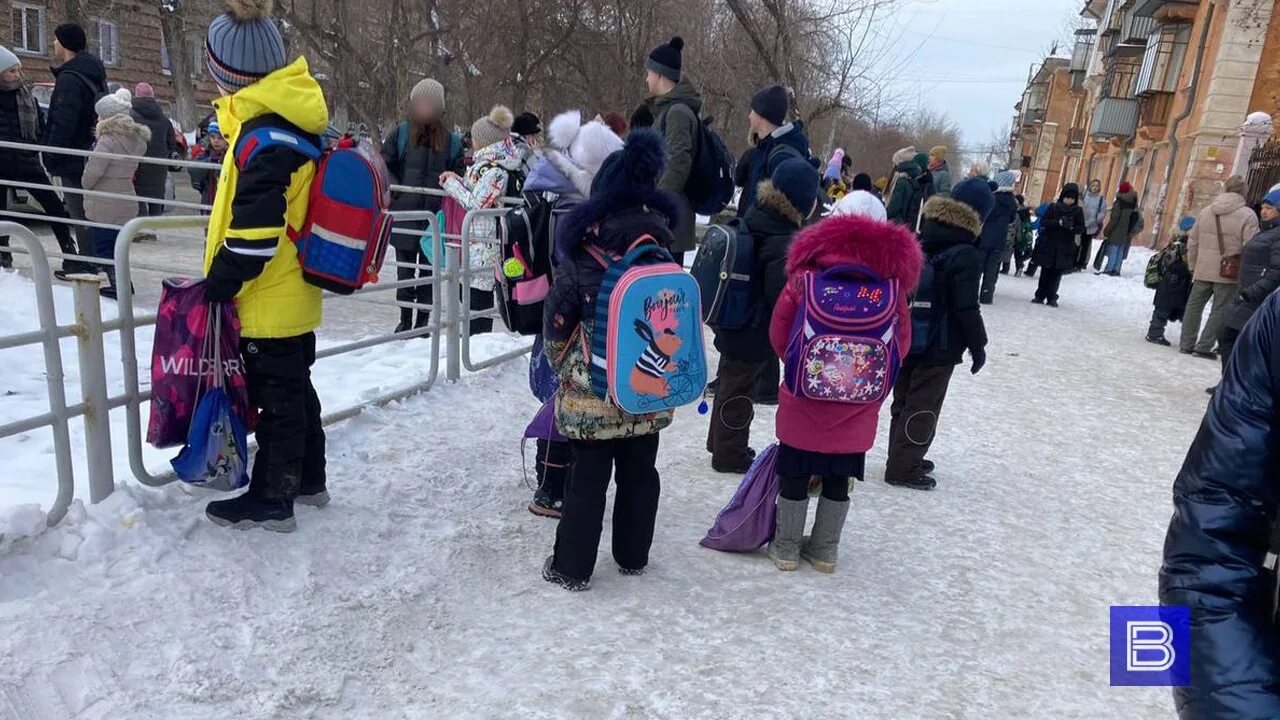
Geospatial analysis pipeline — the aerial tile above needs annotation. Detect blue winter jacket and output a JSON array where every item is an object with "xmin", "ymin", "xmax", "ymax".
[
  {"xmin": 978, "ymin": 191, "xmax": 1018, "ymax": 251},
  {"xmin": 1160, "ymin": 291, "xmax": 1280, "ymax": 720},
  {"xmin": 737, "ymin": 122, "xmax": 811, "ymax": 216}
]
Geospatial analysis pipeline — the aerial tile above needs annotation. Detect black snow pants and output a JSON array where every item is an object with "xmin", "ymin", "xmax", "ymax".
[
  {"xmin": 884, "ymin": 356, "xmax": 955, "ymax": 485},
  {"xmin": 242, "ymin": 332, "xmax": 326, "ymax": 502},
  {"xmin": 553, "ymin": 434, "xmax": 661, "ymax": 581},
  {"xmin": 706, "ymin": 355, "xmax": 767, "ymax": 469}
]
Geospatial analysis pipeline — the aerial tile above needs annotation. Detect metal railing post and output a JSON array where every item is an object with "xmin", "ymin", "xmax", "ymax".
[
  {"xmin": 445, "ymin": 213, "xmax": 463, "ymax": 382},
  {"xmin": 69, "ymin": 275, "xmax": 115, "ymax": 503}
]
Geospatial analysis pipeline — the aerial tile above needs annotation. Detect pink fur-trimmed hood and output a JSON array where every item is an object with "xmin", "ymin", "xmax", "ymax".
[{"xmin": 785, "ymin": 214, "xmax": 925, "ymax": 293}]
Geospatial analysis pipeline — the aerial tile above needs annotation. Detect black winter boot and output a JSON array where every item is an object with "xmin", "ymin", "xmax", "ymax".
[
  {"xmin": 394, "ymin": 308, "xmax": 413, "ymax": 334},
  {"xmin": 206, "ymin": 493, "xmax": 296, "ymax": 532}
]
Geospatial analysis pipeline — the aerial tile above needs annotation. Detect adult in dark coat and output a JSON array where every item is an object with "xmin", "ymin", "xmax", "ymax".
[
  {"xmin": 129, "ymin": 83, "xmax": 178, "ymax": 217},
  {"xmin": 977, "ymin": 170, "xmax": 1019, "ymax": 304},
  {"xmin": 884, "ymin": 179, "xmax": 992, "ymax": 491},
  {"xmin": 1159, "ymin": 289, "xmax": 1280, "ymax": 720},
  {"xmin": 885, "ymin": 146, "xmax": 922, "ymax": 229},
  {"xmin": 1219, "ymin": 190, "xmax": 1280, "ymax": 370},
  {"xmin": 646, "ymin": 36, "xmax": 699, "ymax": 261},
  {"xmin": 736, "ymin": 85, "xmax": 812, "ymax": 217},
  {"xmin": 379, "ymin": 78, "xmax": 464, "ymax": 333},
  {"xmin": 0, "ymin": 47, "xmax": 78, "ymax": 271},
  {"xmin": 707, "ymin": 161, "xmax": 817, "ymax": 474},
  {"xmin": 1100, "ymin": 182, "xmax": 1143, "ymax": 275},
  {"xmin": 42, "ymin": 24, "xmax": 108, "ymax": 277},
  {"xmin": 1031, "ymin": 183, "xmax": 1086, "ymax": 307}
]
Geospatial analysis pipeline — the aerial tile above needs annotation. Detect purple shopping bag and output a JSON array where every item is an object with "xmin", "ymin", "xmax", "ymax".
[
  {"xmin": 700, "ymin": 443, "xmax": 780, "ymax": 552},
  {"xmin": 147, "ymin": 278, "xmax": 255, "ymax": 448},
  {"xmin": 523, "ymin": 398, "xmax": 567, "ymax": 444}
]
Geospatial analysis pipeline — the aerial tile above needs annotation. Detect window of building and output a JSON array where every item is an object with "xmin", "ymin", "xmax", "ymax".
[
  {"xmin": 94, "ymin": 19, "xmax": 118, "ymax": 66},
  {"xmin": 11, "ymin": 3, "xmax": 45, "ymax": 55},
  {"xmin": 1137, "ymin": 24, "xmax": 1190, "ymax": 95},
  {"xmin": 1104, "ymin": 53, "xmax": 1141, "ymax": 99}
]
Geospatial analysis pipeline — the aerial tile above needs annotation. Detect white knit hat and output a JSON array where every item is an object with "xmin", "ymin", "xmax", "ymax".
[
  {"xmin": 547, "ymin": 110, "xmax": 623, "ymax": 177},
  {"xmin": 830, "ymin": 190, "xmax": 887, "ymax": 221},
  {"xmin": 94, "ymin": 88, "xmax": 133, "ymax": 120},
  {"xmin": 0, "ymin": 46, "xmax": 20, "ymax": 73}
]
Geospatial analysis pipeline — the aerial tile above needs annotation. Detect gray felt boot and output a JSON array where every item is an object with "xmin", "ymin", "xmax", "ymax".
[
  {"xmin": 768, "ymin": 496, "xmax": 808, "ymax": 571},
  {"xmin": 801, "ymin": 497, "xmax": 850, "ymax": 574}
]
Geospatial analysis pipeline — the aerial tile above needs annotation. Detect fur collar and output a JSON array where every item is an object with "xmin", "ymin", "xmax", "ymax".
[
  {"xmin": 786, "ymin": 214, "xmax": 925, "ymax": 293},
  {"xmin": 95, "ymin": 113, "xmax": 151, "ymax": 143},
  {"xmin": 922, "ymin": 195, "xmax": 982, "ymax": 237},
  {"xmin": 755, "ymin": 180, "xmax": 804, "ymax": 226}
]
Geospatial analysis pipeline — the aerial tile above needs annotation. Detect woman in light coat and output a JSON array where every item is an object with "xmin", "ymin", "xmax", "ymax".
[{"xmin": 83, "ymin": 88, "xmax": 150, "ymax": 299}]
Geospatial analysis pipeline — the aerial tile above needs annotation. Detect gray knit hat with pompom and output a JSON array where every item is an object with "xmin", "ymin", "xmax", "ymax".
[{"xmin": 206, "ymin": 0, "xmax": 287, "ymax": 92}]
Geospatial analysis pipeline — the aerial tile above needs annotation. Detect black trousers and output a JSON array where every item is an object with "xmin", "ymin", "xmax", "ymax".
[
  {"xmin": 1035, "ymin": 268, "xmax": 1065, "ymax": 302},
  {"xmin": 780, "ymin": 475, "xmax": 849, "ymax": 502},
  {"xmin": 553, "ymin": 434, "xmax": 661, "ymax": 580},
  {"xmin": 757, "ymin": 358, "xmax": 781, "ymax": 402},
  {"xmin": 885, "ymin": 357, "xmax": 955, "ymax": 484},
  {"xmin": 1092, "ymin": 241, "xmax": 1108, "ymax": 271},
  {"xmin": 56, "ymin": 174, "xmax": 94, "ymax": 266},
  {"xmin": 706, "ymin": 355, "xmax": 767, "ymax": 467},
  {"xmin": 469, "ymin": 287, "xmax": 494, "ymax": 335},
  {"xmin": 1219, "ymin": 327, "xmax": 1241, "ymax": 373},
  {"xmin": 535, "ymin": 438, "xmax": 571, "ymax": 502},
  {"xmin": 241, "ymin": 332, "xmax": 326, "ymax": 503},
  {"xmin": 979, "ymin": 247, "xmax": 1002, "ymax": 303},
  {"xmin": 0, "ymin": 168, "xmax": 78, "ymax": 266},
  {"xmin": 1076, "ymin": 232, "xmax": 1095, "ymax": 270},
  {"xmin": 394, "ymin": 245, "xmax": 434, "ymax": 324}
]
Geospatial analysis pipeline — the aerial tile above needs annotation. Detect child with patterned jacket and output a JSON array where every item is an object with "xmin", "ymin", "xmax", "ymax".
[
  {"xmin": 766, "ymin": 207, "xmax": 924, "ymax": 573},
  {"xmin": 440, "ymin": 104, "xmax": 521, "ymax": 335},
  {"xmin": 540, "ymin": 128, "xmax": 684, "ymax": 591}
]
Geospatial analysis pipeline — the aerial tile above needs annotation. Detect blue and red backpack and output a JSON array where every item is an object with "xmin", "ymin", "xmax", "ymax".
[
  {"xmin": 234, "ymin": 128, "xmax": 393, "ymax": 295},
  {"xmin": 782, "ymin": 265, "xmax": 902, "ymax": 404}
]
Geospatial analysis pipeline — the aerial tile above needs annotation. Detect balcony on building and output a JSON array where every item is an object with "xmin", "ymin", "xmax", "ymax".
[
  {"xmin": 1067, "ymin": 127, "xmax": 1088, "ymax": 149},
  {"xmin": 1132, "ymin": 0, "xmax": 1200, "ymax": 23},
  {"xmin": 1118, "ymin": 0, "xmax": 1160, "ymax": 46},
  {"xmin": 1135, "ymin": 22, "xmax": 1189, "ymax": 136},
  {"xmin": 1090, "ymin": 49, "xmax": 1143, "ymax": 140},
  {"xmin": 1069, "ymin": 28, "xmax": 1097, "ymax": 89}
]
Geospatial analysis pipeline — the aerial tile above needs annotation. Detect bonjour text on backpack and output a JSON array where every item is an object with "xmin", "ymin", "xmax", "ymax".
[
  {"xmin": 235, "ymin": 128, "xmax": 393, "ymax": 294},
  {"xmin": 584, "ymin": 236, "xmax": 708, "ymax": 414},
  {"xmin": 782, "ymin": 264, "xmax": 902, "ymax": 404}
]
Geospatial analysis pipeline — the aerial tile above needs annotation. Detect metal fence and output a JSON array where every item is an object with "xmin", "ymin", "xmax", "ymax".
[{"xmin": 0, "ymin": 140, "xmax": 533, "ymax": 528}]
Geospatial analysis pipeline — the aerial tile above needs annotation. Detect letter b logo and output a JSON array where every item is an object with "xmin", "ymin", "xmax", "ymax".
[{"xmin": 1110, "ymin": 606, "xmax": 1190, "ymax": 686}]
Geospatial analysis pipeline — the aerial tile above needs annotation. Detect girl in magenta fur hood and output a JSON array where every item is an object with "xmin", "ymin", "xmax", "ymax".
[{"xmin": 765, "ymin": 210, "xmax": 923, "ymax": 573}]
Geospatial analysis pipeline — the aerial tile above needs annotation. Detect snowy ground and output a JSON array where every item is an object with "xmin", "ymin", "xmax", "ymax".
[{"xmin": 0, "ymin": 249, "xmax": 1219, "ymax": 719}]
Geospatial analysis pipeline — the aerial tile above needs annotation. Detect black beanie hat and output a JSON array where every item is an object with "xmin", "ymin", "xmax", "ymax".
[
  {"xmin": 851, "ymin": 172, "xmax": 874, "ymax": 192},
  {"xmin": 646, "ymin": 37, "xmax": 684, "ymax": 83},
  {"xmin": 751, "ymin": 85, "xmax": 789, "ymax": 127},
  {"xmin": 55, "ymin": 23, "xmax": 87, "ymax": 53},
  {"xmin": 513, "ymin": 112, "xmax": 542, "ymax": 137}
]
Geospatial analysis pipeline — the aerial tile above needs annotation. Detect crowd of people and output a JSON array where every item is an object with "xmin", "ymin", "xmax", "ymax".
[{"xmin": 0, "ymin": 23, "xmax": 186, "ymax": 297}]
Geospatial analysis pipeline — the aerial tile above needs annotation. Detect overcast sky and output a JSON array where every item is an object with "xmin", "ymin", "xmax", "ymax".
[{"xmin": 878, "ymin": 0, "xmax": 1085, "ymax": 153}]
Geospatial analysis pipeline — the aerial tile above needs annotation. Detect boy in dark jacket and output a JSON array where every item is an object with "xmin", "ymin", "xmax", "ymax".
[
  {"xmin": 43, "ymin": 24, "xmax": 107, "ymax": 278},
  {"xmin": 1159, "ymin": 290, "xmax": 1280, "ymax": 719},
  {"xmin": 884, "ymin": 178, "xmax": 993, "ymax": 490},
  {"xmin": 736, "ymin": 85, "xmax": 811, "ymax": 217},
  {"xmin": 540, "ymin": 129, "xmax": 683, "ymax": 591},
  {"xmin": 1146, "ymin": 217, "xmax": 1195, "ymax": 346},
  {"xmin": 707, "ymin": 159, "xmax": 818, "ymax": 474},
  {"xmin": 130, "ymin": 83, "xmax": 179, "ymax": 217}
]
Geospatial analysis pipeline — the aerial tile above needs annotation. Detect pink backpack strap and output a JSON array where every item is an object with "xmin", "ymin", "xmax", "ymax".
[
  {"xmin": 627, "ymin": 234, "xmax": 658, "ymax": 252},
  {"xmin": 585, "ymin": 245, "xmax": 613, "ymax": 268}
]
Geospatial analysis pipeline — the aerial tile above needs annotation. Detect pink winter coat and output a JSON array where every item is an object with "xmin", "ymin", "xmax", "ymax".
[{"xmin": 769, "ymin": 214, "xmax": 924, "ymax": 455}]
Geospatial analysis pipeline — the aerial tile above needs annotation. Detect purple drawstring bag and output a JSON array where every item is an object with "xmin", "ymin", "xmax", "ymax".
[
  {"xmin": 147, "ymin": 278, "xmax": 255, "ymax": 448},
  {"xmin": 520, "ymin": 399, "xmax": 567, "ymax": 490},
  {"xmin": 700, "ymin": 443, "xmax": 781, "ymax": 552}
]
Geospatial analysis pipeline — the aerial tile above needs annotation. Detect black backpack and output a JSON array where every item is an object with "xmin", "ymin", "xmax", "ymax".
[
  {"xmin": 496, "ymin": 192, "xmax": 567, "ymax": 335},
  {"xmin": 909, "ymin": 246, "xmax": 965, "ymax": 356},
  {"xmin": 662, "ymin": 103, "xmax": 735, "ymax": 215}
]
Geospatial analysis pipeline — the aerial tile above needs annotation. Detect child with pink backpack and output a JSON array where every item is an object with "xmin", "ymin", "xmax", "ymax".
[{"xmin": 766, "ymin": 208, "xmax": 923, "ymax": 572}]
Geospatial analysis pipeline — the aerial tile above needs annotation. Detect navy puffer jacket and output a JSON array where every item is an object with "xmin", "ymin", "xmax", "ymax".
[{"xmin": 1160, "ymin": 291, "xmax": 1280, "ymax": 719}]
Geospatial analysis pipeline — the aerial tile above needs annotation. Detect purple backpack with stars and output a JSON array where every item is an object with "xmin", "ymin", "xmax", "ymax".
[{"xmin": 782, "ymin": 265, "xmax": 902, "ymax": 405}]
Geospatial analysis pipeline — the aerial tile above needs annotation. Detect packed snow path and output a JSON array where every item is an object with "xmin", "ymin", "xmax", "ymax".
[{"xmin": 1, "ymin": 255, "xmax": 1218, "ymax": 719}]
